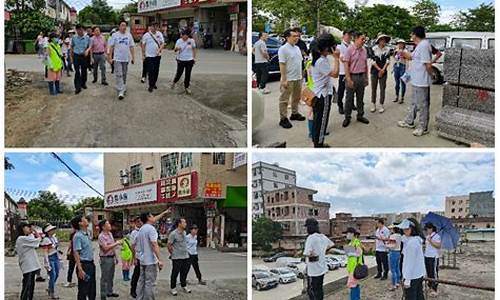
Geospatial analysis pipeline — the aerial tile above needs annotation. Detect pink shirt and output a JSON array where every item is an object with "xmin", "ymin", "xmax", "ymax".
[
  {"xmin": 90, "ymin": 35, "xmax": 107, "ymax": 53},
  {"xmin": 344, "ymin": 44, "xmax": 368, "ymax": 74},
  {"xmin": 98, "ymin": 231, "xmax": 115, "ymax": 257}
]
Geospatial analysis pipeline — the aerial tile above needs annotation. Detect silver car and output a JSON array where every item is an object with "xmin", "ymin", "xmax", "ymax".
[
  {"xmin": 252, "ymin": 271, "xmax": 279, "ymax": 291},
  {"xmin": 269, "ymin": 267, "xmax": 297, "ymax": 284}
]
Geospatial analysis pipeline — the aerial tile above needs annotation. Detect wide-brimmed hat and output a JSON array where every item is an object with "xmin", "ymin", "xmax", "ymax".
[
  {"xmin": 396, "ymin": 39, "xmax": 406, "ymax": 45},
  {"xmin": 396, "ymin": 219, "xmax": 414, "ymax": 230},
  {"xmin": 375, "ymin": 33, "xmax": 391, "ymax": 44},
  {"xmin": 43, "ymin": 224, "xmax": 57, "ymax": 233}
]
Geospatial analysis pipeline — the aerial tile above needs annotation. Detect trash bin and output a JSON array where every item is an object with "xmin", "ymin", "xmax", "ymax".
[{"xmin": 23, "ymin": 40, "xmax": 36, "ymax": 54}]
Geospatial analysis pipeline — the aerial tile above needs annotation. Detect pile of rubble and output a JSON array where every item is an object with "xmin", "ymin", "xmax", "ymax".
[
  {"xmin": 436, "ymin": 48, "xmax": 495, "ymax": 147},
  {"xmin": 6, "ymin": 69, "xmax": 32, "ymax": 92}
]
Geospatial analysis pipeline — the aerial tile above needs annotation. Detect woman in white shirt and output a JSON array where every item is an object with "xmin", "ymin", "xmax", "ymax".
[
  {"xmin": 393, "ymin": 39, "xmax": 408, "ymax": 104},
  {"xmin": 386, "ymin": 224, "xmax": 402, "ymax": 291},
  {"xmin": 41, "ymin": 224, "xmax": 61, "ymax": 299},
  {"xmin": 424, "ymin": 222, "xmax": 441, "ymax": 296},
  {"xmin": 397, "ymin": 219, "xmax": 425, "ymax": 300},
  {"xmin": 310, "ymin": 34, "xmax": 340, "ymax": 148}
]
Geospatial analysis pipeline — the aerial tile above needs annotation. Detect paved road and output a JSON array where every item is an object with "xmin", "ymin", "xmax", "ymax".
[
  {"xmin": 5, "ymin": 49, "xmax": 246, "ymax": 148},
  {"xmin": 252, "ymin": 256, "xmax": 376, "ymax": 300},
  {"xmin": 252, "ymin": 66, "xmax": 463, "ymax": 148},
  {"xmin": 5, "ymin": 244, "xmax": 247, "ymax": 300}
]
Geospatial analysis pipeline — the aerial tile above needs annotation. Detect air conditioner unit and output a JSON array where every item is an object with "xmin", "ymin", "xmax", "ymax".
[
  {"xmin": 120, "ymin": 177, "xmax": 129, "ymax": 186},
  {"xmin": 119, "ymin": 169, "xmax": 129, "ymax": 177}
]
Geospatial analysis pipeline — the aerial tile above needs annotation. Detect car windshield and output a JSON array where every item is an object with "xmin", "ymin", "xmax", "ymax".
[
  {"xmin": 266, "ymin": 38, "xmax": 281, "ymax": 48},
  {"xmin": 488, "ymin": 39, "xmax": 495, "ymax": 49},
  {"xmin": 254, "ymin": 273, "xmax": 270, "ymax": 279},
  {"xmin": 428, "ymin": 38, "xmax": 446, "ymax": 51}
]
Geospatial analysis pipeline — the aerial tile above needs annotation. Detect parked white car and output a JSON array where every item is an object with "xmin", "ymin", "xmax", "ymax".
[
  {"xmin": 326, "ymin": 254, "xmax": 348, "ymax": 268},
  {"xmin": 275, "ymin": 257, "xmax": 301, "ymax": 267},
  {"xmin": 269, "ymin": 267, "xmax": 298, "ymax": 284},
  {"xmin": 286, "ymin": 262, "xmax": 307, "ymax": 279}
]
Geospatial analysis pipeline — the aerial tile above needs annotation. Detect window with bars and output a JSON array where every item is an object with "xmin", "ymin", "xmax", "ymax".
[
  {"xmin": 161, "ymin": 153, "xmax": 179, "ymax": 178},
  {"xmin": 180, "ymin": 153, "xmax": 193, "ymax": 169},
  {"xmin": 130, "ymin": 164, "xmax": 142, "ymax": 185},
  {"xmin": 212, "ymin": 153, "xmax": 226, "ymax": 165}
]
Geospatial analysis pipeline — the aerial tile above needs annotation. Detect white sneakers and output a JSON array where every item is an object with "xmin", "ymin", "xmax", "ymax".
[
  {"xmin": 378, "ymin": 105, "xmax": 385, "ymax": 113},
  {"xmin": 260, "ymin": 88, "xmax": 271, "ymax": 94},
  {"xmin": 371, "ymin": 104, "xmax": 385, "ymax": 113},
  {"xmin": 171, "ymin": 289, "xmax": 178, "ymax": 296},
  {"xmin": 63, "ymin": 282, "xmax": 75, "ymax": 288},
  {"xmin": 185, "ymin": 88, "xmax": 192, "ymax": 95},
  {"xmin": 397, "ymin": 121, "xmax": 416, "ymax": 129},
  {"xmin": 182, "ymin": 286, "xmax": 192, "ymax": 293},
  {"xmin": 412, "ymin": 128, "xmax": 429, "ymax": 136}
]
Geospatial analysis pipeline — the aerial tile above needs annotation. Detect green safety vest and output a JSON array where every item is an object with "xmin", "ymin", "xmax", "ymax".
[{"xmin": 48, "ymin": 42, "xmax": 64, "ymax": 72}]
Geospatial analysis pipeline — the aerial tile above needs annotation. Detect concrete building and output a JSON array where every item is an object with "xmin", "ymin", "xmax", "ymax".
[
  {"xmin": 464, "ymin": 228, "xmax": 494, "ymax": 242},
  {"xmin": 252, "ymin": 161, "xmax": 296, "ymax": 219},
  {"xmin": 445, "ymin": 195, "xmax": 470, "ymax": 219},
  {"xmin": 330, "ymin": 213, "xmax": 378, "ymax": 239},
  {"xmin": 132, "ymin": 0, "xmax": 247, "ymax": 52},
  {"xmin": 263, "ymin": 186, "xmax": 330, "ymax": 237},
  {"xmin": 452, "ymin": 216, "xmax": 494, "ymax": 233},
  {"xmin": 104, "ymin": 152, "xmax": 247, "ymax": 249},
  {"xmin": 469, "ymin": 191, "xmax": 494, "ymax": 218},
  {"xmin": 372, "ymin": 212, "xmax": 423, "ymax": 225},
  {"xmin": 44, "ymin": 0, "xmax": 75, "ymax": 25}
]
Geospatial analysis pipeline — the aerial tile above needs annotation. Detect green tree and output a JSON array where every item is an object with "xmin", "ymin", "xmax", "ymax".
[
  {"xmin": 452, "ymin": 3, "xmax": 494, "ymax": 32},
  {"xmin": 5, "ymin": 0, "xmax": 55, "ymax": 39},
  {"xmin": 5, "ymin": 157, "xmax": 15, "ymax": 170},
  {"xmin": 78, "ymin": 0, "xmax": 118, "ymax": 26},
  {"xmin": 119, "ymin": 1, "xmax": 138, "ymax": 19},
  {"xmin": 344, "ymin": 5, "xmax": 416, "ymax": 40},
  {"xmin": 72, "ymin": 196, "xmax": 104, "ymax": 214},
  {"xmin": 428, "ymin": 23, "xmax": 455, "ymax": 32},
  {"xmin": 412, "ymin": 0, "xmax": 441, "ymax": 28},
  {"xmin": 28, "ymin": 191, "xmax": 73, "ymax": 221},
  {"xmin": 253, "ymin": 217, "xmax": 283, "ymax": 251}
]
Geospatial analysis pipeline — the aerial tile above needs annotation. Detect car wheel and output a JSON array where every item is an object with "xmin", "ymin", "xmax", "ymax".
[
  {"xmin": 256, "ymin": 283, "xmax": 262, "ymax": 291},
  {"xmin": 279, "ymin": 279, "xmax": 283, "ymax": 284},
  {"xmin": 431, "ymin": 67, "xmax": 443, "ymax": 84}
]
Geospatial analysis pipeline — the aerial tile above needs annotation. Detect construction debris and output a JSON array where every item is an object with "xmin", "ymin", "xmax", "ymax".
[{"xmin": 436, "ymin": 49, "xmax": 495, "ymax": 147}]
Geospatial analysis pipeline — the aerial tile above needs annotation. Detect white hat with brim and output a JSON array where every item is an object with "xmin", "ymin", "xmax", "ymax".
[
  {"xmin": 376, "ymin": 34, "xmax": 391, "ymax": 44},
  {"xmin": 396, "ymin": 219, "xmax": 414, "ymax": 230},
  {"xmin": 396, "ymin": 39, "xmax": 406, "ymax": 44},
  {"xmin": 43, "ymin": 224, "xmax": 57, "ymax": 233}
]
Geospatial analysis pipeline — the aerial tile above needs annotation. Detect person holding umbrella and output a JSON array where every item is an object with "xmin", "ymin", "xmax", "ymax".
[
  {"xmin": 424, "ymin": 222, "xmax": 441, "ymax": 297},
  {"xmin": 398, "ymin": 219, "xmax": 425, "ymax": 300}
]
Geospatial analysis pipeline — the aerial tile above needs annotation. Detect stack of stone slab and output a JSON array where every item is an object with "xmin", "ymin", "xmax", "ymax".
[{"xmin": 435, "ymin": 48, "xmax": 495, "ymax": 147}]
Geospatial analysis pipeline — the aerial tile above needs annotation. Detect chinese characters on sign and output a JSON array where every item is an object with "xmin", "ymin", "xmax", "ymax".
[
  {"xmin": 138, "ymin": 0, "xmax": 181, "ymax": 13},
  {"xmin": 204, "ymin": 182, "xmax": 222, "ymax": 198},
  {"xmin": 159, "ymin": 177, "xmax": 177, "ymax": 200},
  {"xmin": 232, "ymin": 153, "xmax": 247, "ymax": 169},
  {"xmin": 105, "ymin": 183, "xmax": 157, "ymax": 208}
]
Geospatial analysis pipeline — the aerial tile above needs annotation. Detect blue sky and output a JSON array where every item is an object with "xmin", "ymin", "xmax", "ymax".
[
  {"xmin": 253, "ymin": 152, "xmax": 495, "ymax": 217},
  {"xmin": 5, "ymin": 153, "xmax": 103, "ymax": 203}
]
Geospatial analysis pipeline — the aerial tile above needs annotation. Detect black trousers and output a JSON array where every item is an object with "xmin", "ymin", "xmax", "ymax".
[
  {"xmin": 187, "ymin": 254, "xmax": 202, "ymax": 280},
  {"xmin": 146, "ymin": 56, "xmax": 161, "ymax": 88},
  {"xmin": 254, "ymin": 62, "xmax": 269, "ymax": 89},
  {"xmin": 130, "ymin": 262, "xmax": 141, "ymax": 295},
  {"xmin": 67, "ymin": 259, "xmax": 76, "ymax": 283},
  {"xmin": 404, "ymin": 277, "xmax": 425, "ymax": 300},
  {"xmin": 21, "ymin": 269, "xmax": 38, "ymax": 300},
  {"xmin": 337, "ymin": 74, "xmax": 346, "ymax": 109},
  {"xmin": 73, "ymin": 54, "xmax": 88, "ymax": 91},
  {"xmin": 306, "ymin": 274, "xmax": 324, "ymax": 300},
  {"xmin": 375, "ymin": 251, "xmax": 389, "ymax": 276},
  {"xmin": 425, "ymin": 257, "xmax": 439, "ymax": 291},
  {"xmin": 141, "ymin": 59, "xmax": 148, "ymax": 79},
  {"xmin": 170, "ymin": 258, "xmax": 190, "ymax": 289},
  {"xmin": 173, "ymin": 60, "xmax": 194, "ymax": 88},
  {"xmin": 77, "ymin": 261, "xmax": 96, "ymax": 300},
  {"xmin": 312, "ymin": 95, "xmax": 332, "ymax": 147}
]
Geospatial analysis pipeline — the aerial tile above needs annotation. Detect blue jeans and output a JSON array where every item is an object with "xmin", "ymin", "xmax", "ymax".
[
  {"xmin": 48, "ymin": 253, "xmax": 60, "ymax": 293},
  {"xmin": 350, "ymin": 285, "xmax": 361, "ymax": 300},
  {"xmin": 389, "ymin": 250, "xmax": 401, "ymax": 286},
  {"xmin": 394, "ymin": 63, "xmax": 406, "ymax": 98}
]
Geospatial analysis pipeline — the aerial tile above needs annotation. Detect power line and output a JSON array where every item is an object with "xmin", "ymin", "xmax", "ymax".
[{"xmin": 51, "ymin": 152, "xmax": 104, "ymax": 197}]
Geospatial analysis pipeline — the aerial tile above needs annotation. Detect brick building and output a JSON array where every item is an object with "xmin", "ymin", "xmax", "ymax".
[
  {"xmin": 330, "ymin": 213, "xmax": 378, "ymax": 238},
  {"xmin": 445, "ymin": 195, "xmax": 470, "ymax": 219},
  {"xmin": 263, "ymin": 186, "xmax": 330, "ymax": 237}
]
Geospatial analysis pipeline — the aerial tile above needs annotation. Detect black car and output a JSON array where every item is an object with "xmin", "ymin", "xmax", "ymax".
[
  {"xmin": 263, "ymin": 252, "xmax": 287, "ymax": 262},
  {"xmin": 252, "ymin": 32, "xmax": 281, "ymax": 79}
]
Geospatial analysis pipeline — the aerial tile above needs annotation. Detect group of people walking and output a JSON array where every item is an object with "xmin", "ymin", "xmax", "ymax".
[
  {"xmin": 15, "ymin": 208, "xmax": 207, "ymax": 300},
  {"xmin": 39, "ymin": 21, "xmax": 197, "ymax": 100},
  {"xmin": 301, "ymin": 217, "xmax": 442, "ymax": 300},
  {"xmin": 253, "ymin": 25, "xmax": 438, "ymax": 147}
]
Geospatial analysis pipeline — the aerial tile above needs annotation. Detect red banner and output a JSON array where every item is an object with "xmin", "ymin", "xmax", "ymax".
[
  {"xmin": 157, "ymin": 171, "xmax": 198, "ymax": 203},
  {"xmin": 204, "ymin": 182, "xmax": 222, "ymax": 198}
]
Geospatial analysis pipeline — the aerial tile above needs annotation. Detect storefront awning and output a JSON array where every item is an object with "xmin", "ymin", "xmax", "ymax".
[{"xmin": 220, "ymin": 186, "xmax": 246, "ymax": 208}]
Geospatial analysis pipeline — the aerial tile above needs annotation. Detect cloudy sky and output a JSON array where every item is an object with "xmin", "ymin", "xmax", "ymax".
[
  {"xmin": 253, "ymin": 152, "xmax": 494, "ymax": 217},
  {"xmin": 5, "ymin": 153, "xmax": 103, "ymax": 203},
  {"xmin": 344, "ymin": 0, "xmax": 491, "ymax": 24}
]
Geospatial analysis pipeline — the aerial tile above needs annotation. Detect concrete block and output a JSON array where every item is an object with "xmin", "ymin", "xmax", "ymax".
[
  {"xmin": 443, "ymin": 48, "xmax": 461, "ymax": 84},
  {"xmin": 442, "ymin": 83, "xmax": 459, "ymax": 108},
  {"xmin": 460, "ymin": 49, "xmax": 495, "ymax": 90},
  {"xmin": 435, "ymin": 106, "xmax": 495, "ymax": 147},
  {"xmin": 457, "ymin": 87, "xmax": 495, "ymax": 114}
]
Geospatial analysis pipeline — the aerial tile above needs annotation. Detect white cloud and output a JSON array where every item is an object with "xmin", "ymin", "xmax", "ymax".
[{"xmin": 253, "ymin": 152, "xmax": 494, "ymax": 217}]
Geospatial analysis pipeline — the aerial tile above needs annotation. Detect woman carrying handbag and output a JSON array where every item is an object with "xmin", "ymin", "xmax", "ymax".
[{"xmin": 345, "ymin": 227, "xmax": 365, "ymax": 300}]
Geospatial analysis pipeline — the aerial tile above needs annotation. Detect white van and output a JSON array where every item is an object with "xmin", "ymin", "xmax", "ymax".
[{"xmin": 426, "ymin": 31, "xmax": 495, "ymax": 83}]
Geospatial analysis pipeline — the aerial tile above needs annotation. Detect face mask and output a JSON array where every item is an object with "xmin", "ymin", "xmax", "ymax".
[{"xmin": 346, "ymin": 233, "xmax": 354, "ymax": 240}]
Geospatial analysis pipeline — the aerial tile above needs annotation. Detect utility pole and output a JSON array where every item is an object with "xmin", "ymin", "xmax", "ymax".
[
  {"xmin": 316, "ymin": 0, "xmax": 320, "ymax": 37},
  {"xmin": 55, "ymin": 0, "xmax": 61, "ymax": 28}
]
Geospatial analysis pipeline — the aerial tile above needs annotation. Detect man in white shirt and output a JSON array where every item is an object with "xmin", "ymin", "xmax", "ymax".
[
  {"xmin": 397, "ymin": 26, "xmax": 433, "ymax": 136},
  {"xmin": 141, "ymin": 22, "xmax": 164, "ymax": 93},
  {"xmin": 186, "ymin": 224, "xmax": 206, "ymax": 285},
  {"xmin": 374, "ymin": 219, "xmax": 390, "ymax": 280},
  {"xmin": 278, "ymin": 28, "xmax": 306, "ymax": 129},
  {"xmin": 108, "ymin": 20, "xmax": 136, "ymax": 100},
  {"xmin": 337, "ymin": 30, "xmax": 355, "ymax": 114},
  {"xmin": 253, "ymin": 32, "xmax": 271, "ymax": 94},
  {"xmin": 303, "ymin": 218, "xmax": 334, "ymax": 300}
]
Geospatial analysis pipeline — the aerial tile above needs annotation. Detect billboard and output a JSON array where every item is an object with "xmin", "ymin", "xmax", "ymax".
[
  {"xmin": 105, "ymin": 182, "xmax": 157, "ymax": 208},
  {"xmin": 158, "ymin": 171, "xmax": 198, "ymax": 202},
  {"xmin": 138, "ymin": 0, "xmax": 181, "ymax": 13}
]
